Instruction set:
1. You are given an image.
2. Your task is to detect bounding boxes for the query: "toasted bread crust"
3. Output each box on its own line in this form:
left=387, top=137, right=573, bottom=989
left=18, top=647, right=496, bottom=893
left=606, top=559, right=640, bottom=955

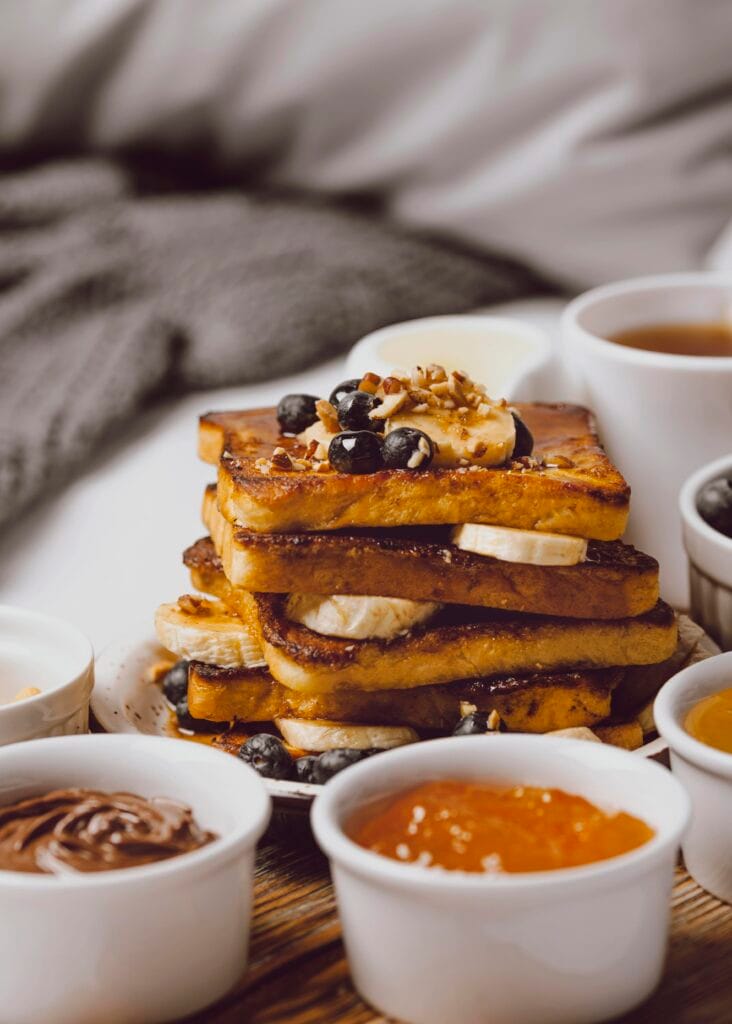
left=200, top=403, right=630, bottom=539
left=188, top=660, right=621, bottom=732
left=202, top=485, right=657, bottom=618
left=184, top=538, right=677, bottom=695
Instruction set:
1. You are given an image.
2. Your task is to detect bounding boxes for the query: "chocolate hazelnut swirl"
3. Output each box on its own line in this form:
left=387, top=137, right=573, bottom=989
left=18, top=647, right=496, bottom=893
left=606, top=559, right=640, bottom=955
left=0, top=789, right=216, bottom=875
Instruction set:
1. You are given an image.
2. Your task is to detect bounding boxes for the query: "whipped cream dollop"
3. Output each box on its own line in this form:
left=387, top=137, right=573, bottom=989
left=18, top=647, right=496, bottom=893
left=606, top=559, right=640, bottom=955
left=0, top=789, right=216, bottom=875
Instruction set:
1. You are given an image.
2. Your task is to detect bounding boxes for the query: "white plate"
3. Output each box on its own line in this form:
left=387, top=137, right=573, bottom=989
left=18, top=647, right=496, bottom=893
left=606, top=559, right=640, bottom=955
left=92, top=631, right=319, bottom=807
left=93, top=619, right=719, bottom=806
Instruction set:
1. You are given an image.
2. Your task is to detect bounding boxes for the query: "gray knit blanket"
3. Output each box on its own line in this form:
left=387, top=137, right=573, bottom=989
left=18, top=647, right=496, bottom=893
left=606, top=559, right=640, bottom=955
left=0, top=159, right=534, bottom=528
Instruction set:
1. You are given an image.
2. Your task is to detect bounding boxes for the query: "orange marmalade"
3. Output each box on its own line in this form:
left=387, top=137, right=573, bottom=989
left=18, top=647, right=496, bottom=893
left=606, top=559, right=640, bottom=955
left=685, top=687, right=732, bottom=755
left=346, top=781, right=654, bottom=873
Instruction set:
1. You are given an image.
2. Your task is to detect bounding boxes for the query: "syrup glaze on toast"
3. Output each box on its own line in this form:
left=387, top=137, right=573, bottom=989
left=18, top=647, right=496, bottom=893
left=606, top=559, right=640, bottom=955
left=184, top=539, right=677, bottom=695
left=187, top=659, right=621, bottom=732
left=199, top=403, right=630, bottom=539
left=202, top=485, right=657, bottom=619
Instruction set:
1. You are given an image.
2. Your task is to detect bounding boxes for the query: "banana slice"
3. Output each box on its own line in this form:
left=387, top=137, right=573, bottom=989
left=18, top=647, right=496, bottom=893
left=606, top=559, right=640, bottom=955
left=276, top=717, right=418, bottom=751
left=452, top=523, right=588, bottom=566
left=285, top=593, right=440, bottom=640
left=386, top=406, right=515, bottom=468
left=155, top=596, right=266, bottom=669
left=547, top=727, right=601, bottom=743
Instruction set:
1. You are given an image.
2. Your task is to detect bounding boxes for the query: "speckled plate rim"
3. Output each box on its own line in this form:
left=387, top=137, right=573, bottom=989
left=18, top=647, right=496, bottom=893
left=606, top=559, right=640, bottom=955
left=91, top=629, right=319, bottom=806
left=92, top=619, right=719, bottom=806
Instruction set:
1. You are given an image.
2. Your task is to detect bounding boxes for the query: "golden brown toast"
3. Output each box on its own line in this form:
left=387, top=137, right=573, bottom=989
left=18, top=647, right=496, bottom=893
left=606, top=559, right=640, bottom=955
left=185, top=538, right=677, bottom=695
left=199, top=403, right=629, bottom=539
left=188, top=660, right=621, bottom=733
left=202, top=485, right=658, bottom=618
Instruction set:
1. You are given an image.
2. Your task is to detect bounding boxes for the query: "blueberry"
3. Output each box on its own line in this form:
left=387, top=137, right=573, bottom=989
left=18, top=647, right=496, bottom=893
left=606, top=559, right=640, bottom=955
left=161, top=660, right=189, bottom=706
left=452, top=711, right=506, bottom=736
left=239, top=733, right=294, bottom=780
left=697, top=475, right=732, bottom=538
left=294, top=755, right=321, bottom=784
left=329, top=378, right=362, bottom=408
left=336, top=390, right=384, bottom=433
left=329, top=431, right=384, bottom=474
left=315, top=748, right=371, bottom=783
left=175, top=697, right=226, bottom=734
left=277, top=394, right=319, bottom=434
left=511, top=411, right=534, bottom=459
left=382, top=427, right=434, bottom=470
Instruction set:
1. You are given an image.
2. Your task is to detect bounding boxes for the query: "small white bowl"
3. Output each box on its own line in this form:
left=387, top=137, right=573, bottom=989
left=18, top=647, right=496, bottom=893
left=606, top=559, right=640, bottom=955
left=344, top=315, right=552, bottom=400
left=0, top=734, right=271, bottom=1024
left=679, top=455, right=732, bottom=651
left=0, top=604, right=94, bottom=746
left=654, top=650, right=732, bottom=903
left=312, top=735, right=689, bottom=1024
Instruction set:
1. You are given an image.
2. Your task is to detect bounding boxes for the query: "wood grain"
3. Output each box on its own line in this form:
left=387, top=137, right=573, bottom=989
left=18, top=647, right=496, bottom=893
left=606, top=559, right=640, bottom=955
left=184, top=820, right=732, bottom=1024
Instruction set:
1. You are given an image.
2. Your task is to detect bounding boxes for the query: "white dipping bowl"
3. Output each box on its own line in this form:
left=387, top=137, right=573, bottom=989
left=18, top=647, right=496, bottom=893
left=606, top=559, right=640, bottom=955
left=0, top=734, right=271, bottom=1024
left=654, top=650, right=732, bottom=903
left=344, top=315, right=552, bottom=400
left=679, top=454, right=732, bottom=651
left=0, top=604, right=94, bottom=746
left=312, top=735, right=689, bottom=1024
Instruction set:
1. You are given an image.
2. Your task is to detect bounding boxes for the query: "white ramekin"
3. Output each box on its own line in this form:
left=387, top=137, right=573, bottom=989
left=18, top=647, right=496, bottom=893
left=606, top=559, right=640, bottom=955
left=655, top=650, right=732, bottom=903
left=312, top=735, right=689, bottom=1024
left=344, top=314, right=553, bottom=400
left=0, top=734, right=271, bottom=1024
left=0, top=604, right=94, bottom=746
left=679, top=455, right=732, bottom=651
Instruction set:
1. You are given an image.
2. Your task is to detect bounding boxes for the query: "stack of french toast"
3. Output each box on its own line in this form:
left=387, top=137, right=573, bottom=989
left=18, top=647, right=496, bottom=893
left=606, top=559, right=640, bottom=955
left=155, top=363, right=679, bottom=782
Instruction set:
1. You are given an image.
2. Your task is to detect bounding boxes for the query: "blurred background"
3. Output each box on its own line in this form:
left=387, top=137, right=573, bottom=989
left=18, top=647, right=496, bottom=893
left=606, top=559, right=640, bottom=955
left=0, top=0, right=731, bottom=638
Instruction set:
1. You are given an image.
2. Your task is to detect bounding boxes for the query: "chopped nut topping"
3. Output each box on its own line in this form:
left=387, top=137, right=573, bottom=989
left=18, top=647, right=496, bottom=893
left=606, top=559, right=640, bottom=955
left=406, top=436, right=432, bottom=469
left=468, top=440, right=487, bottom=458
left=315, top=398, right=340, bottom=433
left=271, top=447, right=294, bottom=471
left=487, top=709, right=503, bottom=732
left=359, top=372, right=381, bottom=394
left=426, top=363, right=448, bottom=384
left=178, top=594, right=206, bottom=615
left=382, top=376, right=404, bottom=394
left=370, top=390, right=407, bottom=419
left=305, top=439, right=320, bottom=459
left=459, top=701, right=478, bottom=717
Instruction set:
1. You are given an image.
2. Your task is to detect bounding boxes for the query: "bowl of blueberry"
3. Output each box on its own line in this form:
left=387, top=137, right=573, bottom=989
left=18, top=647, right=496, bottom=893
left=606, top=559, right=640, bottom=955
left=680, top=453, right=732, bottom=651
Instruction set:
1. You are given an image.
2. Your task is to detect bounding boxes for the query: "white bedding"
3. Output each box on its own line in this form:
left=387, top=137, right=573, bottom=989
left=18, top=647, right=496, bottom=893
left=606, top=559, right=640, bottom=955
left=2, top=0, right=731, bottom=287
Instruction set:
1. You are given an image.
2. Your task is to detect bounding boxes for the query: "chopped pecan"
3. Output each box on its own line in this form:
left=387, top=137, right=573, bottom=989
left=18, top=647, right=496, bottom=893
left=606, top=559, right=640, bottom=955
left=358, top=371, right=381, bottom=394
left=178, top=594, right=205, bottom=615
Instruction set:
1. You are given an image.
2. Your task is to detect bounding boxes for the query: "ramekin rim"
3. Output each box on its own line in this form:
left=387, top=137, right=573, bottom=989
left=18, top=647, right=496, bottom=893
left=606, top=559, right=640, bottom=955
left=0, top=735, right=272, bottom=889
left=654, top=651, right=732, bottom=779
left=311, top=735, right=690, bottom=894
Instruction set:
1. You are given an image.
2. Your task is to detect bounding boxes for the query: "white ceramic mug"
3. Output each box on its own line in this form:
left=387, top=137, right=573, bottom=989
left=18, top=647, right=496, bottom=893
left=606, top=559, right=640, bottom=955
left=562, top=273, right=732, bottom=607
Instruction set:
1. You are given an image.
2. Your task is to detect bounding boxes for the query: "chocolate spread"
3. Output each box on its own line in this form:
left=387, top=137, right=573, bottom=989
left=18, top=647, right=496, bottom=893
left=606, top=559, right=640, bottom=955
left=0, top=789, right=216, bottom=875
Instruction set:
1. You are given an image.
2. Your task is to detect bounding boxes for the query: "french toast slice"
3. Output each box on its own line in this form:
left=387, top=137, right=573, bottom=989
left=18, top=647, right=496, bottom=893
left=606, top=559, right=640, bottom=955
left=184, top=538, right=677, bottom=695
left=202, top=485, right=658, bottom=618
left=187, top=660, right=621, bottom=732
left=199, top=403, right=630, bottom=539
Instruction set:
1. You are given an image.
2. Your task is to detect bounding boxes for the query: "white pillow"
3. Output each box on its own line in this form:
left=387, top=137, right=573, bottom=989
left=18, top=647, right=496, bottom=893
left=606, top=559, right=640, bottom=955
left=2, top=0, right=730, bottom=287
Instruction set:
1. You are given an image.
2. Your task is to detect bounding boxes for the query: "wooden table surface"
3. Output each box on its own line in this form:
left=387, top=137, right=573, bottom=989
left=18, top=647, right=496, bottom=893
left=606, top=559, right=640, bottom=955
left=184, top=816, right=732, bottom=1024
